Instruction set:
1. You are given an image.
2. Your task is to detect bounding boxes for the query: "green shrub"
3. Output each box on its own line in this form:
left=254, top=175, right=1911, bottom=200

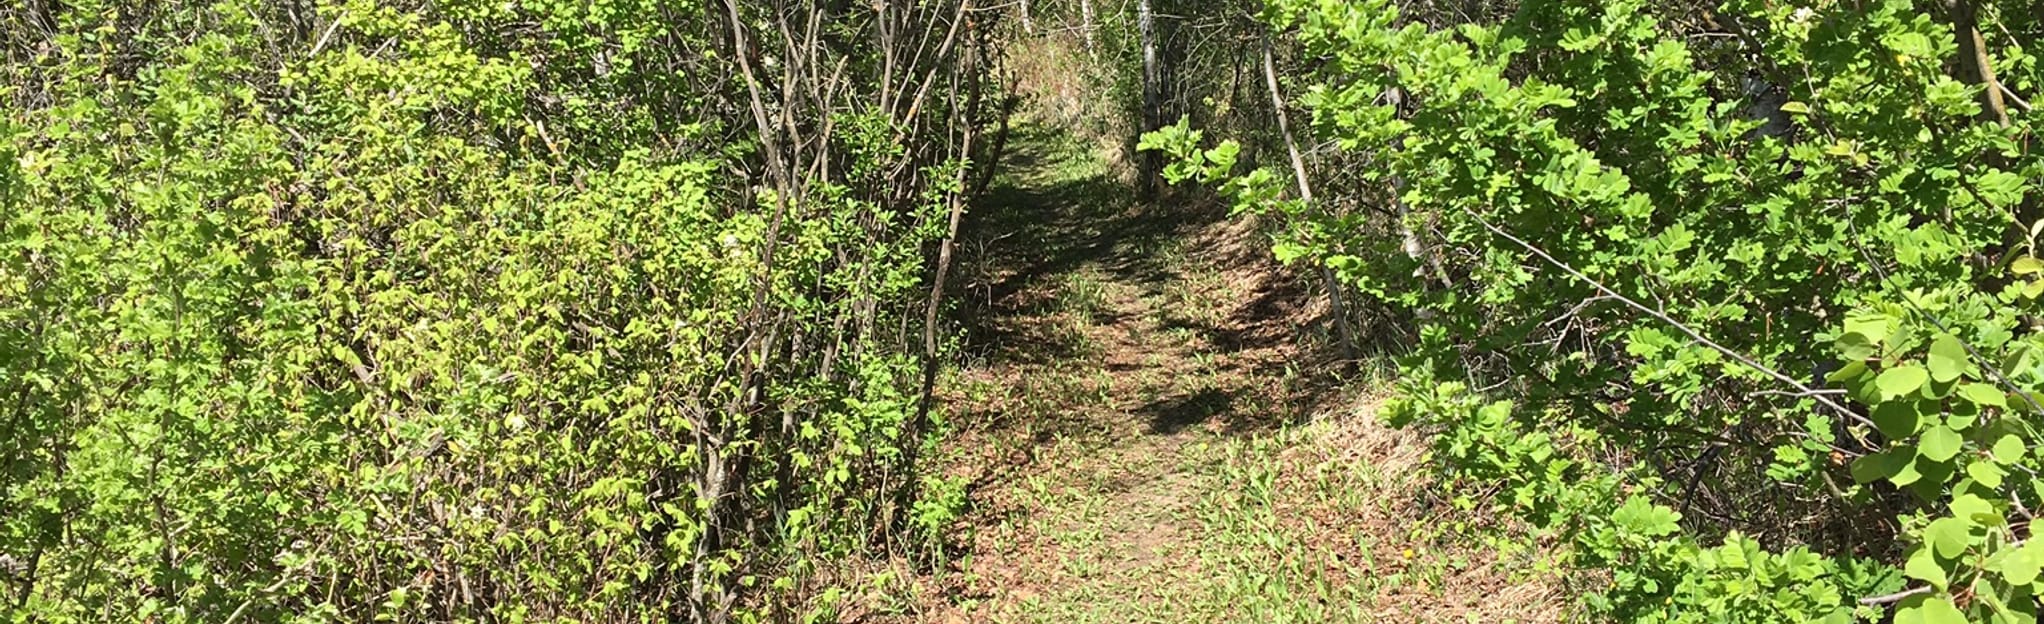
left=1, top=0, right=987, bottom=620
left=1144, top=0, right=2044, bottom=620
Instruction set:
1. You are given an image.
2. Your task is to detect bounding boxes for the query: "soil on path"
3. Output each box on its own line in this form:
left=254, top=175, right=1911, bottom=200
left=840, top=121, right=1568, bottom=623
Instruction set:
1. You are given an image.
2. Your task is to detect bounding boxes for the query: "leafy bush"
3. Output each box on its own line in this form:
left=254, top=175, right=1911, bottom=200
left=1, top=0, right=993, bottom=621
left=1389, top=375, right=1898, bottom=622
left=1144, top=0, right=2044, bottom=620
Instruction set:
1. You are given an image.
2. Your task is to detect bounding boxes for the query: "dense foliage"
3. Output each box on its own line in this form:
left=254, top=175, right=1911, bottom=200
left=1, top=0, right=1000, bottom=621
left=1147, top=0, right=2044, bottom=620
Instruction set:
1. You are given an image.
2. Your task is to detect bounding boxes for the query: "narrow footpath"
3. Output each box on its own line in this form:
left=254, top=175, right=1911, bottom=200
left=850, top=120, right=1569, bottom=623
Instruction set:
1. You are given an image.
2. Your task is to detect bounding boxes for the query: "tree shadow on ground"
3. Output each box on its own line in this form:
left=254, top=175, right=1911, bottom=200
left=929, top=116, right=1387, bottom=616
left=1141, top=387, right=1236, bottom=435
left=956, top=122, right=1217, bottom=367
left=949, top=118, right=1356, bottom=443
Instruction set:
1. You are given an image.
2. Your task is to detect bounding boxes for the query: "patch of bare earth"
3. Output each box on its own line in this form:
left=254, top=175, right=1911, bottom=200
left=836, top=123, right=1571, bottom=623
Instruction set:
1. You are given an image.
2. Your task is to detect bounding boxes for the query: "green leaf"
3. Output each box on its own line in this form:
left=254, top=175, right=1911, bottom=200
left=1828, top=359, right=1872, bottom=384
left=2005, top=345, right=2035, bottom=378
left=1871, top=401, right=1923, bottom=439
left=331, top=344, right=362, bottom=368
left=1895, top=595, right=1965, bottom=624
left=1928, top=335, right=1971, bottom=383
left=1993, top=434, right=2027, bottom=464
left=1927, top=517, right=1972, bottom=559
left=1851, top=449, right=1911, bottom=484
left=1846, top=313, right=1894, bottom=344
left=1968, top=460, right=2007, bottom=488
left=1904, top=546, right=1949, bottom=588
left=1959, top=383, right=2007, bottom=409
left=1920, top=425, right=1964, bottom=462
left=1908, top=459, right=1955, bottom=500
left=1838, top=334, right=1879, bottom=362
left=1976, top=170, right=2028, bottom=207
left=1878, top=365, right=1930, bottom=400
left=1951, top=493, right=2001, bottom=526
left=1611, top=496, right=1681, bottom=537
left=2013, top=256, right=2044, bottom=275
left=1947, top=400, right=1979, bottom=430
left=1887, top=31, right=1934, bottom=59
left=1779, top=101, right=1812, bottom=114
left=2009, top=540, right=2044, bottom=586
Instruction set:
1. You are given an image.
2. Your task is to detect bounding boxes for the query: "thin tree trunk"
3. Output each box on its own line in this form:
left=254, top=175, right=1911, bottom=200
left=1261, top=37, right=1357, bottom=361
left=902, top=25, right=982, bottom=528
left=1080, top=0, right=1096, bottom=54
left=1950, top=0, right=2010, bottom=128
left=1138, top=0, right=1161, bottom=198
left=1377, top=87, right=1448, bottom=286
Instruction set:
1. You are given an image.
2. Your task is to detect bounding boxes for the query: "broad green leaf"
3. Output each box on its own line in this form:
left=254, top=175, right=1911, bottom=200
left=1927, top=335, right=1970, bottom=383
left=2014, top=256, right=2044, bottom=275
left=1871, top=401, right=1922, bottom=439
left=1947, top=402, right=1979, bottom=430
left=1926, top=517, right=1971, bottom=558
left=1909, top=459, right=1956, bottom=500
left=2000, top=540, right=2044, bottom=585
left=1878, top=365, right=1930, bottom=400
left=2006, top=345, right=2035, bottom=377
left=1959, top=383, right=2007, bottom=408
left=1919, top=425, right=1964, bottom=462
left=1851, top=449, right=1910, bottom=484
left=1895, top=595, right=1965, bottom=624
left=1846, top=313, right=1893, bottom=344
left=1950, top=493, right=2000, bottom=526
left=1904, top=546, right=1949, bottom=588
left=1993, top=434, right=2027, bottom=463
left=1968, top=460, right=2007, bottom=488
left=1837, top=334, right=1879, bottom=363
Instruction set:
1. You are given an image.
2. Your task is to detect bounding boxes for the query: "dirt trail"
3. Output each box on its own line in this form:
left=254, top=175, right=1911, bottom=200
left=845, top=121, right=1570, bottom=623
left=928, top=120, right=1329, bottom=619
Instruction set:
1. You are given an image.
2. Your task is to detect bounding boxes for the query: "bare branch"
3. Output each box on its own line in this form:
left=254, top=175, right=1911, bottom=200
left=1464, top=208, right=1875, bottom=430
left=1859, top=585, right=1932, bottom=606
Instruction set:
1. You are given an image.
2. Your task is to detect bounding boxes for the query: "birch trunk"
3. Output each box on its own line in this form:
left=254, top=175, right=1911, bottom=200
left=1080, top=0, right=1096, bottom=53
left=1138, top=0, right=1161, bottom=197
left=1261, top=38, right=1357, bottom=360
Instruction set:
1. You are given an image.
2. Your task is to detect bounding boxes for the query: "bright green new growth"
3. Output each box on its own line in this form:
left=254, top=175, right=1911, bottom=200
left=2, top=0, right=982, bottom=621
left=1146, top=0, right=2044, bottom=621
left=21, top=0, right=2044, bottom=619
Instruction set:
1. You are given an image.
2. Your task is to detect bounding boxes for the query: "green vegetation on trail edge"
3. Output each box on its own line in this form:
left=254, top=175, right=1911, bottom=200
left=1146, top=0, right=2044, bottom=622
left=2, top=0, right=993, bottom=621
left=24, top=0, right=2044, bottom=621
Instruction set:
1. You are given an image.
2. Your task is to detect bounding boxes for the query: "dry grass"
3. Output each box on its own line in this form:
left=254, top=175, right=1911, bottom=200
left=1252, top=399, right=1575, bottom=623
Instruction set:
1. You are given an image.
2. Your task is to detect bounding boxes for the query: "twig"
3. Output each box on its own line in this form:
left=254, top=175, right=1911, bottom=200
left=308, top=14, right=343, bottom=57
left=1464, top=208, right=1876, bottom=429
left=2001, top=82, right=2034, bottom=112
left=1544, top=295, right=1614, bottom=328
left=1860, top=585, right=1933, bottom=606
left=1748, top=388, right=1846, bottom=399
